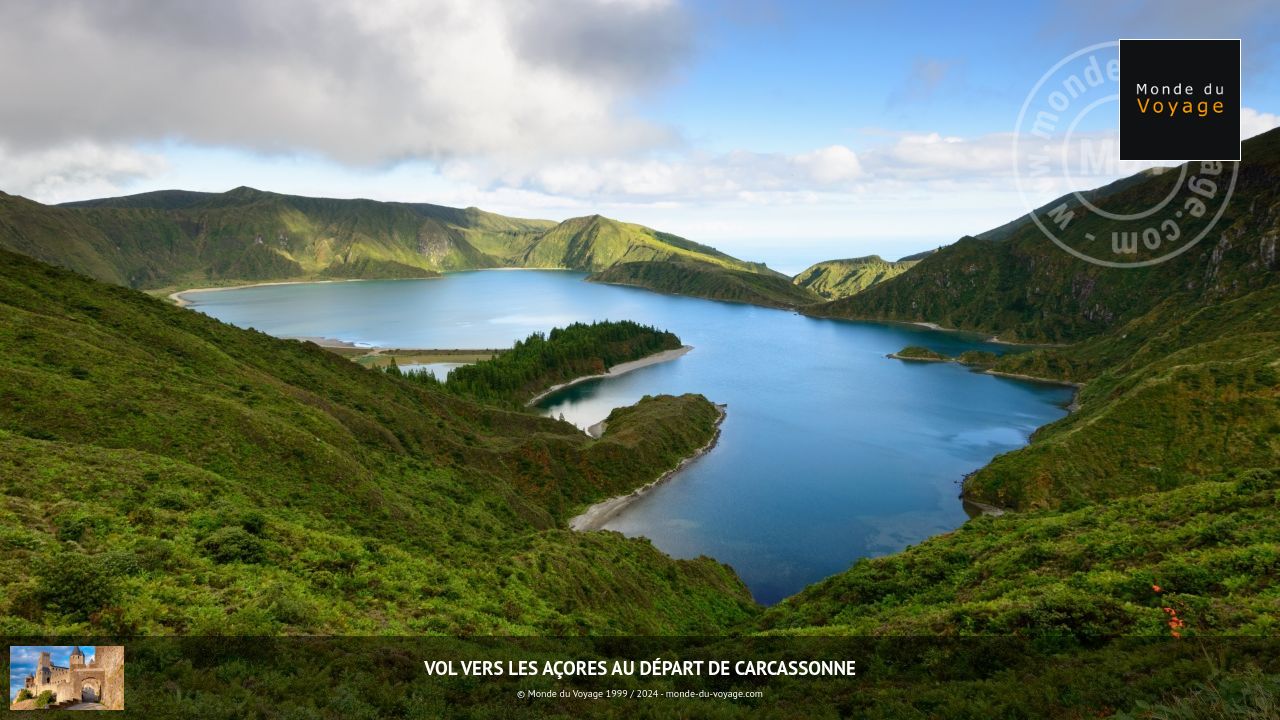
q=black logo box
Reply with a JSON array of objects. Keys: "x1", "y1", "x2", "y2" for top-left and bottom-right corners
[{"x1": 1120, "y1": 39, "x2": 1241, "y2": 161}]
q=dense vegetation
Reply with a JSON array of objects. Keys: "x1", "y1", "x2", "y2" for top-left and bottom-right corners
[
  {"x1": 590, "y1": 260, "x2": 819, "y2": 308},
  {"x1": 0, "y1": 248, "x2": 755, "y2": 636},
  {"x1": 516, "y1": 214, "x2": 768, "y2": 273},
  {"x1": 889, "y1": 345, "x2": 949, "y2": 361},
  {"x1": 0, "y1": 188, "x2": 768, "y2": 291},
  {"x1": 963, "y1": 284, "x2": 1279, "y2": 510},
  {"x1": 792, "y1": 255, "x2": 916, "y2": 300},
  {"x1": 420, "y1": 321, "x2": 681, "y2": 406}
]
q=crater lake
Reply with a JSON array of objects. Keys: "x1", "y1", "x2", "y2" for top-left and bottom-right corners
[{"x1": 180, "y1": 270, "x2": 1073, "y2": 604}]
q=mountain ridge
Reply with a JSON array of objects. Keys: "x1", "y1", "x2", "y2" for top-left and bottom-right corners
[
  {"x1": 0, "y1": 187, "x2": 768, "y2": 292},
  {"x1": 802, "y1": 128, "x2": 1280, "y2": 343},
  {"x1": 792, "y1": 255, "x2": 918, "y2": 300}
]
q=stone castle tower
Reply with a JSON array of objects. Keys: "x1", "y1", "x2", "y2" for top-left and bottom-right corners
[{"x1": 17, "y1": 646, "x2": 123, "y2": 710}]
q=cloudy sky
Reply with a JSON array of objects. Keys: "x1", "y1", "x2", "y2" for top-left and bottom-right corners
[{"x1": 1, "y1": 0, "x2": 1278, "y2": 272}]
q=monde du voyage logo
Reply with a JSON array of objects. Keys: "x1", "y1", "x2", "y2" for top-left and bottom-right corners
[
  {"x1": 1121, "y1": 39, "x2": 1241, "y2": 162},
  {"x1": 1014, "y1": 39, "x2": 1241, "y2": 268}
]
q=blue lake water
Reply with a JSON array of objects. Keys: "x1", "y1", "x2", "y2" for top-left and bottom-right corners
[{"x1": 183, "y1": 271, "x2": 1072, "y2": 604}]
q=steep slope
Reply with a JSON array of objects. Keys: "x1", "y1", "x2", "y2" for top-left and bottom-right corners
[
  {"x1": 972, "y1": 169, "x2": 1170, "y2": 243},
  {"x1": 897, "y1": 247, "x2": 940, "y2": 262},
  {"x1": 0, "y1": 247, "x2": 755, "y2": 635},
  {"x1": 963, "y1": 284, "x2": 1279, "y2": 510},
  {"x1": 0, "y1": 192, "x2": 196, "y2": 287},
  {"x1": 517, "y1": 214, "x2": 767, "y2": 273},
  {"x1": 589, "y1": 260, "x2": 820, "y2": 308},
  {"x1": 806, "y1": 128, "x2": 1280, "y2": 343},
  {"x1": 792, "y1": 255, "x2": 917, "y2": 300}
]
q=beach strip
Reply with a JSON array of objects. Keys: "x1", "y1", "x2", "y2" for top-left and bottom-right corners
[
  {"x1": 569, "y1": 404, "x2": 725, "y2": 532},
  {"x1": 526, "y1": 345, "x2": 693, "y2": 406}
]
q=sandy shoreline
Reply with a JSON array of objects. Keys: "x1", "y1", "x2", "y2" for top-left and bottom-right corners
[
  {"x1": 287, "y1": 335, "x2": 366, "y2": 349},
  {"x1": 167, "y1": 275, "x2": 447, "y2": 308},
  {"x1": 982, "y1": 369, "x2": 1082, "y2": 388},
  {"x1": 569, "y1": 404, "x2": 726, "y2": 532},
  {"x1": 960, "y1": 496, "x2": 1008, "y2": 518},
  {"x1": 985, "y1": 370, "x2": 1082, "y2": 412},
  {"x1": 908, "y1": 320, "x2": 1062, "y2": 347},
  {"x1": 168, "y1": 278, "x2": 370, "y2": 308},
  {"x1": 526, "y1": 345, "x2": 694, "y2": 406}
]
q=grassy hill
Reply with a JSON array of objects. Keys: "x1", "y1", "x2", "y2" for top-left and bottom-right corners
[
  {"x1": 792, "y1": 255, "x2": 917, "y2": 300},
  {"x1": 0, "y1": 188, "x2": 776, "y2": 293},
  {"x1": 964, "y1": 283, "x2": 1280, "y2": 511},
  {"x1": 589, "y1": 260, "x2": 819, "y2": 308},
  {"x1": 516, "y1": 214, "x2": 764, "y2": 273},
  {"x1": 0, "y1": 247, "x2": 756, "y2": 635},
  {"x1": 805, "y1": 129, "x2": 1280, "y2": 343}
]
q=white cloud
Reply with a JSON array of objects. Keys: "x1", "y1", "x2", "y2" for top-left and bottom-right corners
[
  {"x1": 1242, "y1": 108, "x2": 1280, "y2": 139},
  {"x1": 0, "y1": 142, "x2": 168, "y2": 204},
  {"x1": 792, "y1": 146, "x2": 863, "y2": 183},
  {"x1": 0, "y1": 0, "x2": 690, "y2": 166},
  {"x1": 443, "y1": 144, "x2": 866, "y2": 202},
  {"x1": 863, "y1": 132, "x2": 1013, "y2": 178}
]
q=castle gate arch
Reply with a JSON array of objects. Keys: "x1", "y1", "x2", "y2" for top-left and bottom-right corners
[{"x1": 80, "y1": 678, "x2": 101, "y2": 703}]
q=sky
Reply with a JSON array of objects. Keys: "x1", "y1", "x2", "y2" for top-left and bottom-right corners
[
  {"x1": 1, "y1": 0, "x2": 1278, "y2": 273},
  {"x1": 9, "y1": 646, "x2": 95, "y2": 702}
]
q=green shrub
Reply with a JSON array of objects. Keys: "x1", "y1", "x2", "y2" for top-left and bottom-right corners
[
  {"x1": 893, "y1": 345, "x2": 949, "y2": 361},
  {"x1": 54, "y1": 510, "x2": 113, "y2": 544},
  {"x1": 957, "y1": 350, "x2": 999, "y2": 368},
  {"x1": 132, "y1": 538, "x2": 175, "y2": 571},
  {"x1": 33, "y1": 552, "x2": 118, "y2": 620},
  {"x1": 200, "y1": 526, "x2": 266, "y2": 564}
]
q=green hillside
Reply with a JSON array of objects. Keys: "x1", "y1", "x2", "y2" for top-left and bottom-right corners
[
  {"x1": 516, "y1": 214, "x2": 765, "y2": 273},
  {"x1": 0, "y1": 247, "x2": 755, "y2": 635},
  {"x1": 805, "y1": 129, "x2": 1280, "y2": 344},
  {"x1": 792, "y1": 255, "x2": 917, "y2": 300},
  {"x1": 965, "y1": 284, "x2": 1280, "y2": 510},
  {"x1": 0, "y1": 188, "x2": 774, "y2": 293},
  {"x1": 589, "y1": 260, "x2": 819, "y2": 308}
]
